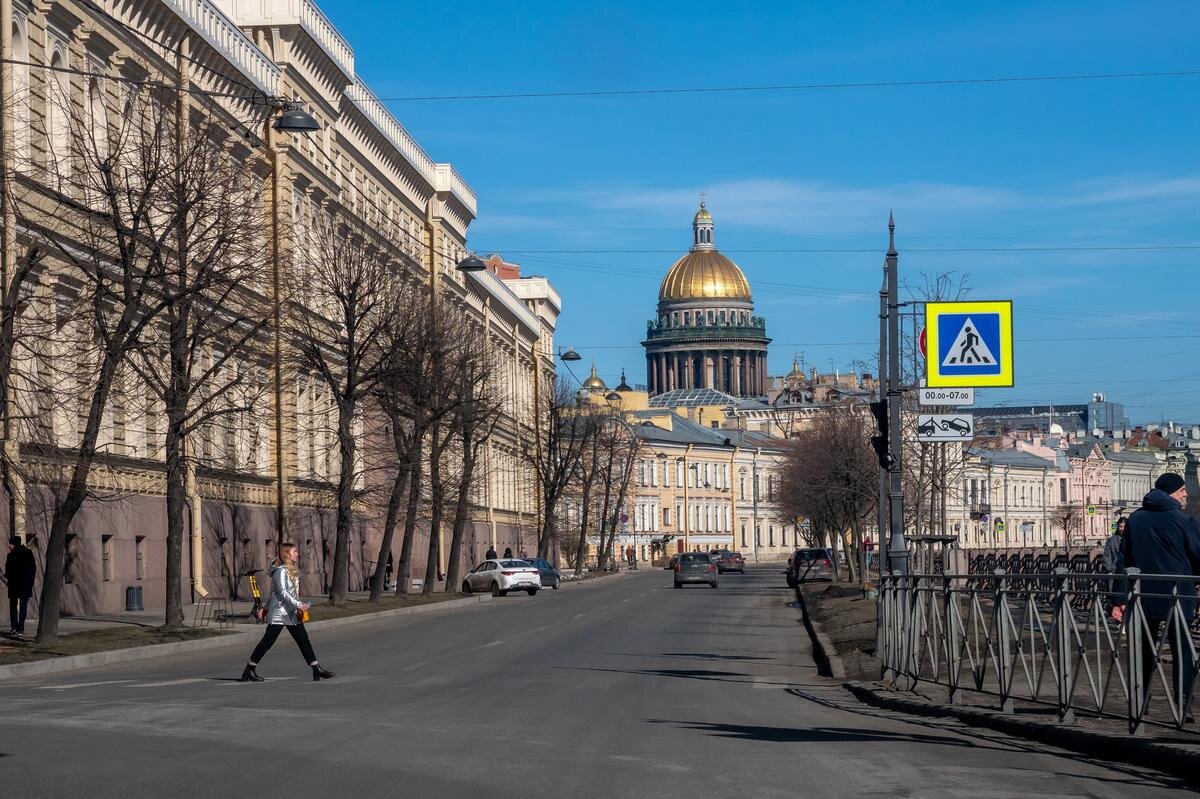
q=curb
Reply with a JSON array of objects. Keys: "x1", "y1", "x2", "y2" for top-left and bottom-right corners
[
  {"x1": 795, "y1": 587, "x2": 846, "y2": 679},
  {"x1": 558, "y1": 569, "x2": 642, "y2": 590},
  {"x1": 843, "y1": 681, "x2": 1200, "y2": 784},
  {"x1": 0, "y1": 594, "x2": 495, "y2": 680}
]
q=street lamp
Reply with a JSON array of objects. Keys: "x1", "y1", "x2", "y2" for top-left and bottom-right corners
[
  {"x1": 263, "y1": 98, "x2": 320, "y2": 545},
  {"x1": 558, "y1": 346, "x2": 582, "y2": 362},
  {"x1": 456, "y1": 253, "x2": 487, "y2": 273}
]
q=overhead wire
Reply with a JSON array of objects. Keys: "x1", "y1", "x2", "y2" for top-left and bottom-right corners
[{"x1": 376, "y1": 68, "x2": 1200, "y2": 102}]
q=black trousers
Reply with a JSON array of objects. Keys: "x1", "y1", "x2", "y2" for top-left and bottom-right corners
[
  {"x1": 1141, "y1": 618, "x2": 1196, "y2": 714},
  {"x1": 249, "y1": 623, "x2": 317, "y2": 666},
  {"x1": 8, "y1": 591, "x2": 29, "y2": 634}
]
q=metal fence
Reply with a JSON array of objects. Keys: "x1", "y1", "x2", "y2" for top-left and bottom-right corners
[{"x1": 877, "y1": 568, "x2": 1198, "y2": 735}]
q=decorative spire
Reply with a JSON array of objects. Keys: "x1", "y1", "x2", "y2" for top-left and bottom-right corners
[
  {"x1": 692, "y1": 195, "x2": 714, "y2": 250},
  {"x1": 887, "y1": 210, "x2": 896, "y2": 257}
]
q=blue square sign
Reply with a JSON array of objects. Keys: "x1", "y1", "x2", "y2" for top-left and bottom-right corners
[{"x1": 925, "y1": 300, "x2": 1014, "y2": 388}]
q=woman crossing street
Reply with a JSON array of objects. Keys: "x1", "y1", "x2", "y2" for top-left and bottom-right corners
[{"x1": 240, "y1": 543, "x2": 335, "y2": 683}]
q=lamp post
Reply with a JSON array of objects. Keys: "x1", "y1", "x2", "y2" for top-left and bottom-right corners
[{"x1": 264, "y1": 100, "x2": 320, "y2": 545}]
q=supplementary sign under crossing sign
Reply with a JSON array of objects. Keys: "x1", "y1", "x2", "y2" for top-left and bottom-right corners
[
  {"x1": 916, "y1": 414, "x2": 976, "y2": 443},
  {"x1": 925, "y1": 300, "x2": 1013, "y2": 388}
]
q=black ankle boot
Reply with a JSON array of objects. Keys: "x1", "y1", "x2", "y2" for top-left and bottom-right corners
[
  {"x1": 240, "y1": 665, "x2": 264, "y2": 683},
  {"x1": 312, "y1": 665, "x2": 334, "y2": 681}
]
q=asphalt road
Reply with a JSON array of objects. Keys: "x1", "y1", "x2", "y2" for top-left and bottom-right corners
[{"x1": 2, "y1": 566, "x2": 1194, "y2": 798}]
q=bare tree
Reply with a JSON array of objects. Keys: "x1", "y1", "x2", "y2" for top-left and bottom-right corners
[
  {"x1": 444, "y1": 311, "x2": 504, "y2": 592},
  {"x1": 529, "y1": 379, "x2": 591, "y2": 560},
  {"x1": 779, "y1": 404, "x2": 878, "y2": 585},
  {"x1": 286, "y1": 209, "x2": 394, "y2": 604},
  {"x1": 594, "y1": 410, "x2": 640, "y2": 571}
]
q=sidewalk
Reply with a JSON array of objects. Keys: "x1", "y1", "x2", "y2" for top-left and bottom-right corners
[{"x1": 795, "y1": 580, "x2": 1200, "y2": 783}]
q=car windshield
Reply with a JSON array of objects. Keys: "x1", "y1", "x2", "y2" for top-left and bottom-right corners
[{"x1": 680, "y1": 553, "x2": 709, "y2": 563}]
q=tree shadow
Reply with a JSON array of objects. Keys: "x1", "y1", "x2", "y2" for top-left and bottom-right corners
[
  {"x1": 659, "y1": 652, "x2": 772, "y2": 661},
  {"x1": 646, "y1": 718, "x2": 982, "y2": 747}
]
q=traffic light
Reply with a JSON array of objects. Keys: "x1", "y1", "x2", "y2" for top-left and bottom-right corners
[{"x1": 869, "y1": 400, "x2": 891, "y2": 468}]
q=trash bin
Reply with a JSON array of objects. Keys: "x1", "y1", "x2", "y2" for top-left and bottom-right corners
[{"x1": 125, "y1": 585, "x2": 144, "y2": 612}]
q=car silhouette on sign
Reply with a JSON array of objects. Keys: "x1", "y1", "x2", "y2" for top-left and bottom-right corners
[
  {"x1": 940, "y1": 417, "x2": 972, "y2": 436},
  {"x1": 918, "y1": 417, "x2": 973, "y2": 438}
]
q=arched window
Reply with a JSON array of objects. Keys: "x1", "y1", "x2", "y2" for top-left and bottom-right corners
[
  {"x1": 12, "y1": 20, "x2": 29, "y2": 164},
  {"x1": 88, "y1": 78, "x2": 108, "y2": 163},
  {"x1": 47, "y1": 48, "x2": 71, "y2": 184}
]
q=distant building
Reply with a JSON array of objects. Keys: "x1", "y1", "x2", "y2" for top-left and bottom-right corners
[{"x1": 973, "y1": 393, "x2": 1128, "y2": 436}]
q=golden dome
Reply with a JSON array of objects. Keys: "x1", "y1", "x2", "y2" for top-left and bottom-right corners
[
  {"x1": 582, "y1": 363, "x2": 607, "y2": 392},
  {"x1": 694, "y1": 206, "x2": 712, "y2": 223},
  {"x1": 786, "y1": 354, "x2": 805, "y2": 381},
  {"x1": 659, "y1": 250, "x2": 752, "y2": 301}
]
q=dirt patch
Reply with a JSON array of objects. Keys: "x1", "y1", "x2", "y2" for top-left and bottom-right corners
[
  {"x1": 0, "y1": 626, "x2": 229, "y2": 665},
  {"x1": 800, "y1": 582, "x2": 880, "y2": 681}
]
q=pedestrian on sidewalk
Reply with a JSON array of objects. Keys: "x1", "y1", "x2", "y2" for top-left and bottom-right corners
[
  {"x1": 486, "y1": 544, "x2": 497, "y2": 560},
  {"x1": 5, "y1": 536, "x2": 35, "y2": 637},
  {"x1": 1102, "y1": 516, "x2": 1127, "y2": 618},
  {"x1": 1122, "y1": 473, "x2": 1200, "y2": 720},
  {"x1": 503, "y1": 546, "x2": 513, "y2": 559},
  {"x1": 240, "y1": 543, "x2": 335, "y2": 683}
]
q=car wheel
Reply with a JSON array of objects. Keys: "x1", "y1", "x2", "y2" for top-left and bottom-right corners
[
  {"x1": 462, "y1": 581, "x2": 472, "y2": 594},
  {"x1": 527, "y1": 588, "x2": 538, "y2": 596},
  {"x1": 552, "y1": 583, "x2": 559, "y2": 590},
  {"x1": 492, "y1": 582, "x2": 505, "y2": 597}
]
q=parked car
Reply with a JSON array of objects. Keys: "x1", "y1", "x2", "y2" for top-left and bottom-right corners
[
  {"x1": 462, "y1": 559, "x2": 542, "y2": 596},
  {"x1": 523, "y1": 557, "x2": 561, "y2": 589},
  {"x1": 674, "y1": 552, "x2": 718, "y2": 589},
  {"x1": 786, "y1": 548, "x2": 834, "y2": 588},
  {"x1": 709, "y1": 549, "x2": 746, "y2": 574}
]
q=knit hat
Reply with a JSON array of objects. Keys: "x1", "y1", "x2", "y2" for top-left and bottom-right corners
[{"x1": 1154, "y1": 472, "x2": 1185, "y2": 494}]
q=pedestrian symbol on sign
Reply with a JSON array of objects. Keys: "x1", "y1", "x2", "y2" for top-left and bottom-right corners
[
  {"x1": 936, "y1": 312, "x2": 1003, "y2": 377},
  {"x1": 943, "y1": 317, "x2": 996, "y2": 366}
]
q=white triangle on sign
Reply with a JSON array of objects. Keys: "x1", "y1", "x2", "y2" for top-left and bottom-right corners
[{"x1": 941, "y1": 317, "x2": 997, "y2": 367}]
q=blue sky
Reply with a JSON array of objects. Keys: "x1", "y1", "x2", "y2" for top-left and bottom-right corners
[{"x1": 322, "y1": 0, "x2": 1199, "y2": 423}]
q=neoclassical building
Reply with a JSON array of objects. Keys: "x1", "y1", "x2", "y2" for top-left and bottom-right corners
[{"x1": 643, "y1": 200, "x2": 771, "y2": 397}]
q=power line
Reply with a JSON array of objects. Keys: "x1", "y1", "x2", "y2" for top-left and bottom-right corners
[
  {"x1": 378, "y1": 68, "x2": 1200, "y2": 102},
  {"x1": 492, "y1": 244, "x2": 1200, "y2": 255}
]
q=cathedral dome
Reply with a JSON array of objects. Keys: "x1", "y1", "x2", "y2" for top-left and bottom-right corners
[
  {"x1": 582, "y1": 363, "x2": 607, "y2": 392},
  {"x1": 659, "y1": 199, "x2": 751, "y2": 301},
  {"x1": 658, "y1": 251, "x2": 752, "y2": 301}
]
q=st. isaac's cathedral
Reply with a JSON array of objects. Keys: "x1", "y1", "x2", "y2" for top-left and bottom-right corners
[{"x1": 642, "y1": 200, "x2": 770, "y2": 398}]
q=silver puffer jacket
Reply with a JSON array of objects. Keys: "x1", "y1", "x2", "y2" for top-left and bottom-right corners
[{"x1": 266, "y1": 564, "x2": 305, "y2": 626}]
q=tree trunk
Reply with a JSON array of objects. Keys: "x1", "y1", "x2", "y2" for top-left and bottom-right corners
[
  {"x1": 840, "y1": 529, "x2": 858, "y2": 584},
  {"x1": 163, "y1": 420, "x2": 188, "y2": 628},
  {"x1": 396, "y1": 435, "x2": 424, "y2": 596},
  {"x1": 36, "y1": 352, "x2": 119, "y2": 644},
  {"x1": 329, "y1": 400, "x2": 357, "y2": 604},
  {"x1": 445, "y1": 442, "x2": 478, "y2": 592},
  {"x1": 573, "y1": 480, "x2": 593, "y2": 577},
  {"x1": 423, "y1": 428, "x2": 447, "y2": 594},
  {"x1": 368, "y1": 454, "x2": 410, "y2": 602}
]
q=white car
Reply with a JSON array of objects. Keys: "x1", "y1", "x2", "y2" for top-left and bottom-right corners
[{"x1": 463, "y1": 559, "x2": 542, "y2": 597}]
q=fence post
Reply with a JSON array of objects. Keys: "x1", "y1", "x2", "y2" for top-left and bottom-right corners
[
  {"x1": 1053, "y1": 567, "x2": 1075, "y2": 723},
  {"x1": 994, "y1": 568, "x2": 1014, "y2": 714},
  {"x1": 944, "y1": 572, "x2": 959, "y2": 705},
  {"x1": 1126, "y1": 568, "x2": 1144, "y2": 736},
  {"x1": 879, "y1": 573, "x2": 894, "y2": 683}
]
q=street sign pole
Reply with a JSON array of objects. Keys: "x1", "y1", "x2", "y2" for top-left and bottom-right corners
[
  {"x1": 885, "y1": 214, "x2": 908, "y2": 576},
  {"x1": 877, "y1": 258, "x2": 889, "y2": 575}
]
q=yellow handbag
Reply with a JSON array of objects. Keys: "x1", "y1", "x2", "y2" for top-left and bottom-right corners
[{"x1": 297, "y1": 608, "x2": 310, "y2": 623}]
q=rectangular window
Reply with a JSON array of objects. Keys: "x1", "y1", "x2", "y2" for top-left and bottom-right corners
[
  {"x1": 663, "y1": 507, "x2": 671, "y2": 527},
  {"x1": 102, "y1": 534, "x2": 113, "y2": 581},
  {"x1": 740, "y1": 477, "x2": 745, "y2": 499},
  {"x1": 135, "y1": 536, "x2": 145, "y2": 580},
  {"x1": 741, "y1": 524, "x2": 747, "y2": 548},
  {"x1": 1060, "y1": 479, "x2": 1067, "y2": 503},
  {"x1": 769, "y1": 525, "x2": 775, "y2": 547}
]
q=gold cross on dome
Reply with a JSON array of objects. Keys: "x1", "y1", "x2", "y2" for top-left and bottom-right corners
[{"x1": 699, "y1": 191, "x2": 706, "y2": 208}]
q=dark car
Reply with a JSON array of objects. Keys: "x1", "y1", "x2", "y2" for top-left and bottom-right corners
[
  {"x1": 709, "y1": 548, "x2": 745, "y2": 574},
  {"x1": 674, "y1": 552, "x2": 718, "y2": 589},
  {"x1": 917, "y1": 418, "x2": 937, "y2": 437},
  {"x1": 939, "y1": 417, "x2": 971, "y2": 436},
  {"x1": 665, "y1": 553, "x2": 681, "y2": 570},
  {"x1": 786, "y1": 548, "x2": 834, "y2": 588},
  {"x1": 523, "y1": 557, "x2": 561, "y2": 589}
]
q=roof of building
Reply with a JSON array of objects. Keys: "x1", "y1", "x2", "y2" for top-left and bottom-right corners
[
  {"x1": 629, "y1": 411, "x2": 785, "y2": 453},
  {"x1": 658, "y1": 250, "x2": 752, "y2": 302},
  {"x1": 648, "y1": 387, "x2": 740, "y2": 408},
  {"x1": 968, "y1": 448, "x2": 1058, "y2": 470},
  {"x1": 1103, "y1": 449, "x2": 1159, "y2": 465}
]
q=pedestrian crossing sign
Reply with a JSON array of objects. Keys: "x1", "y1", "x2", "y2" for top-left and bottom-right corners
[{"x1": 925, "y1": 300, "x2": 1013, "y2": 388}]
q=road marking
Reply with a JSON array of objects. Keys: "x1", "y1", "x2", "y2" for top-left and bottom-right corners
[
  {"x1": 482, "y1": 640, "x2": 505, "y2": 648},
  {"x1": 128, "y1": 678, "x2": 208, "y2": 688},
  {"x1": 621, "y1": 598, "x2": 631, "y2": 603},
  {"x1": 573, "y1": 613, "x2": 586, "y2": 619},
  {"x1": 532, "y1": 625, "x2": 551, "y2": 632},
  {"x1": 400, "y1": 660, "x2": 429, "y2": 671},
  {"x1": 35, "y1": 680, "x2": 133, "y2": 690}
]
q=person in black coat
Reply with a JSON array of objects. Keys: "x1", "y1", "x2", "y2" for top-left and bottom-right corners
[
  {"x1": 485, "y1": 545, "x2": 497, "y2": 561},
  {"x1": 5, "y1": 536, "x2": 36, "y2": 636},
  {"x1": 1122, "y1": 473, "x2": 1200, "y2": 717}
]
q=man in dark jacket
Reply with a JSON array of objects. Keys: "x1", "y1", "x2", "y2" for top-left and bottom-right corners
[
  {"x1": 1122, "y1": 473, "x2": 1200, "y2": 718},
  {"x1": 485, "y1": 544, "x2": 497, "y2": 561},
  {"x1": 5, "y1": 536, "x2": 36, "y2": 637}
]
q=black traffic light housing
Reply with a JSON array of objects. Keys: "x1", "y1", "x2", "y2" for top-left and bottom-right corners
[{"x1": 870, "y1": 400, "x2": 891, "y2": 468}]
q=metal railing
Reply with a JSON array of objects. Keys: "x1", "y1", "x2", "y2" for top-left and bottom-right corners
[{"x1": 878, "y1": 568, "x2": 1199, "y2": 735}]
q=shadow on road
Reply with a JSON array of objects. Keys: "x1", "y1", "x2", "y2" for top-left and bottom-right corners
[{"x1": 647, "y1": 719, "x2": 980, "y2": 747}]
